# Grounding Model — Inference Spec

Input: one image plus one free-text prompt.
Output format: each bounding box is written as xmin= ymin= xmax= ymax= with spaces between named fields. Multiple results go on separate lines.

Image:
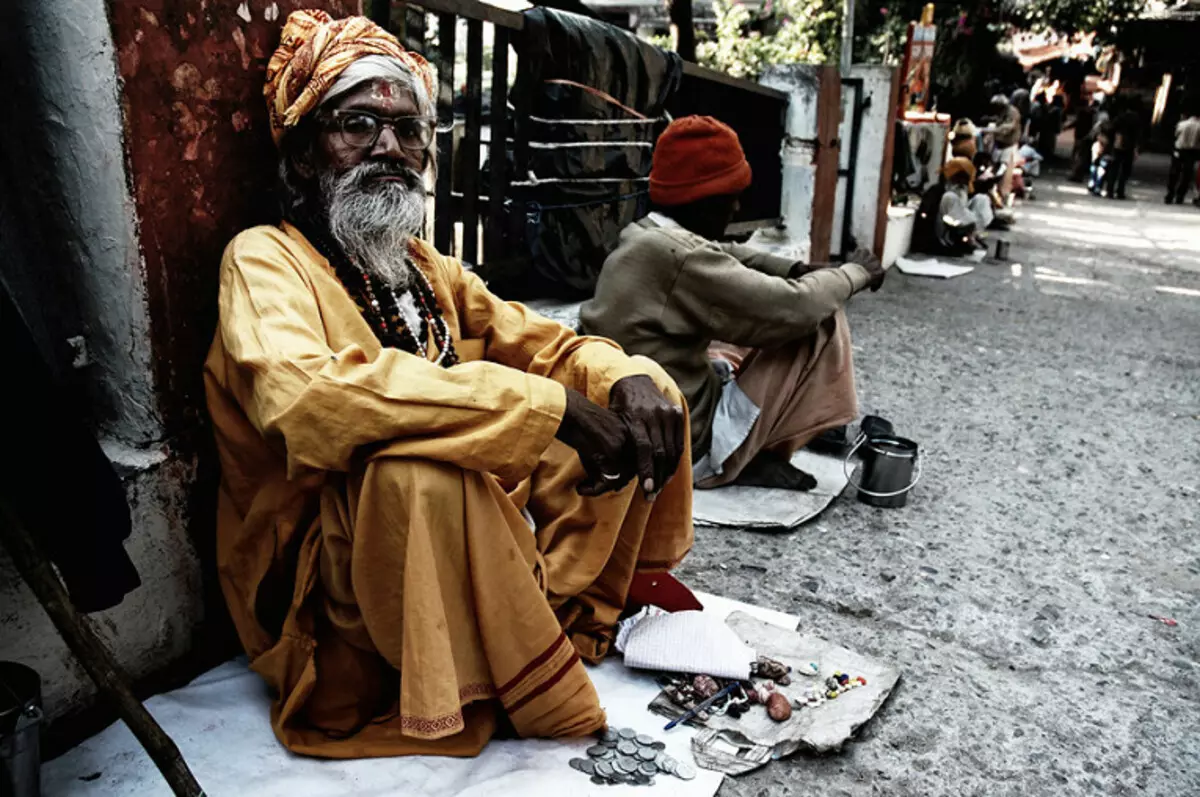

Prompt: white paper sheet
xmin=894 ymin=256 xmax=975 ymax=279
xmin=43 ymin=593 xmax=796 ymax=797
xmin=622 ymin=610 xmax=756 ymax=679
xmin=692 ymin=450 xmax=849 ymax=530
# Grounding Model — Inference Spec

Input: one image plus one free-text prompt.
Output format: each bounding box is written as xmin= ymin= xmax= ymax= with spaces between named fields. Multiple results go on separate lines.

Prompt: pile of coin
xmin=568 ymin=727 xmax=698 ymax=786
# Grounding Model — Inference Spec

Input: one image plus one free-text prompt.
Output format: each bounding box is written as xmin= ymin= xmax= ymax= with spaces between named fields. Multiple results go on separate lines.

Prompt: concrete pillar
xmin=0 ymin=0 xmax=202 ymax=723
xmin=760 ymin=64 xmax=823 ymax=262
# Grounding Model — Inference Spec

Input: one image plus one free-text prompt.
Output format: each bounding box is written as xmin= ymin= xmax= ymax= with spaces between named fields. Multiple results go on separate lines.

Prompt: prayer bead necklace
xmin=304 ymin=224 xmax=459 ymax=368
xmin=351 ymin=258 xmax=458 ymax=367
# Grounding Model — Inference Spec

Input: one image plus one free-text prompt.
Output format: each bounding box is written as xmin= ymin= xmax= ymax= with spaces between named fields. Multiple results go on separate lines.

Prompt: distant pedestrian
xmin=1089 ymin=129 xmax=1112 ymax=196
xmin=1068 ymin=98 xmax=1097 ymax=182
xmin=988 ymin=95 xmax=1022 ymax=202
xmin=1105 ymin=102 xmax=1140 ymax=200
xmin=1039 ymin=95 xmax=1064 ymax=160
xmin=1166 ymin=111 xmax=1200 ymax=205
xmin=1011 ymin=87 xmax=1032 ymax=138
xmin=1028 ymin=95 xmax=1045 ymax=146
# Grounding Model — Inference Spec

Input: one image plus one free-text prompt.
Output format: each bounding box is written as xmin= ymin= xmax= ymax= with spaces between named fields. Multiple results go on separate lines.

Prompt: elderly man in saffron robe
xmin=203 ymin=10 xmax=692 ymax=759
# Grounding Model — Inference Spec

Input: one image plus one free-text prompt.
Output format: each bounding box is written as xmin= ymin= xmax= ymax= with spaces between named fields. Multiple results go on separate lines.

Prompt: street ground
xmin=681 ymin=155 xmax=1200 ymax=796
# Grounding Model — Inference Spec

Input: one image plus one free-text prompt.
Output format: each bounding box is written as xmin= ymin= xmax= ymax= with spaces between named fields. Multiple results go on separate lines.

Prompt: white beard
xmin=321 ymin=161 xmax=426 ymax=290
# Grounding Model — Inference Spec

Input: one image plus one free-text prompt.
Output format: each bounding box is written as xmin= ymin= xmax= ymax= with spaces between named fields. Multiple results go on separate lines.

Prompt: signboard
xmin=901 ymin=22 xmax=937 ymax=113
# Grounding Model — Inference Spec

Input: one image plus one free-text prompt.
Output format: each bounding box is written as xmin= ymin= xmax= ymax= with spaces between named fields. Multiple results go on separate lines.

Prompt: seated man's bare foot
xmin=733 ymin=452 xmax=818 ymax=491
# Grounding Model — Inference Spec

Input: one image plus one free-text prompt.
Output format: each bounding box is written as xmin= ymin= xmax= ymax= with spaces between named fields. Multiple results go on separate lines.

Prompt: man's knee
xmin=363 ymin=455 xmax=469 ymax=497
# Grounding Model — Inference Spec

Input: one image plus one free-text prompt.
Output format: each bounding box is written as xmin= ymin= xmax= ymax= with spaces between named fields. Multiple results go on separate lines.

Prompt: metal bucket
xmin=844 ymin=435 xmax=922 ymax=508
xmin=0 ymin=662 xmax=43 ymax=797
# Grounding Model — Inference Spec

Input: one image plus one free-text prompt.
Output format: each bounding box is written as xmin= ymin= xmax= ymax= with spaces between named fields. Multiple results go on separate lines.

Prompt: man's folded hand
xmin=555 ymin=389 xmax=635 ymax=496
xmin=609 ymin=375 xmax=686 ymax=499
xmin=849 ymin=246 xmax=886 ymax=292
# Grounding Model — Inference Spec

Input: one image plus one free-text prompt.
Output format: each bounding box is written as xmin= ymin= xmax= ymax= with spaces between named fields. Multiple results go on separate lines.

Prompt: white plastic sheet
xmin=43 ymin=594 xmax=796 ymax=797
xmin=894 ymin=256 xmax=975 ymax=279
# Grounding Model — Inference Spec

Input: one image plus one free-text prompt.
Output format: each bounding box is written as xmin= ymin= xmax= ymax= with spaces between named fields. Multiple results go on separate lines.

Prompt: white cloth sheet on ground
xmin=692 ymin=449 xmax=849 ymax=530
xmin=894 ymin=256 xmax=976 ymax=279
xmin=43 ymin=594 xmax=797 ymax=797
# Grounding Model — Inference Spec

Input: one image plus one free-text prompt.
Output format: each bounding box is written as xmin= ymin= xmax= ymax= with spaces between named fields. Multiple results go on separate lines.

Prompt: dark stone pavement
xmin=683 ymin=155 xmax=1200 ymax=797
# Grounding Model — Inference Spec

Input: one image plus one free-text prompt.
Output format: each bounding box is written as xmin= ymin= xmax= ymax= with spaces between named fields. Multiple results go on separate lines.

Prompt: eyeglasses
xmin=321 ymin=110 xmax=437 ymax=151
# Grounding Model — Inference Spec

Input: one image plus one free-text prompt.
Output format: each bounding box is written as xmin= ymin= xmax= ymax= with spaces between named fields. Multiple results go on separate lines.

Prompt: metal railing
xmin=371 ymin=0 xmax=787 ymax=269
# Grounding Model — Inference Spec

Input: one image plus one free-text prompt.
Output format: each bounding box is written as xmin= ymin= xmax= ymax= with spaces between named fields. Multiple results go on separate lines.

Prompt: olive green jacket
xmin=580 ymin=214 xmax=871 ymax=456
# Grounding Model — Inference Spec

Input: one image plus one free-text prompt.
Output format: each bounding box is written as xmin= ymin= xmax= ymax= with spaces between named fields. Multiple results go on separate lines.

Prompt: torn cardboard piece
xmin=692 ymin=450 xmax=848 ymax=530
xmin=650 ymin=611 xmax=901 ymax=776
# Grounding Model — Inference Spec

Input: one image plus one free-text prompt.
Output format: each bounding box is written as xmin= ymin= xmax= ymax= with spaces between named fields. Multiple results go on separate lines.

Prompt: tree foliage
xmin=672 ymin=0 xmax=1145 ymax=88
xmin=1009 ymin=0 xmax=1147 ymax=35
xmin=691 ymin=0 xmax=841 ymax=79
xmin=852 ymin=1 xmax=1020 ymax=117
xmin=849 ymin=0 xmax=1143 ymax=118
xmin=855 ymin=0 xmax=1146 ymax=62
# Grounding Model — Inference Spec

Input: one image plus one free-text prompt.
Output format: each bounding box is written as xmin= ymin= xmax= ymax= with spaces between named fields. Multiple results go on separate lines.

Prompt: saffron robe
xmin=203 ymin=222 xmax=693 ymax=758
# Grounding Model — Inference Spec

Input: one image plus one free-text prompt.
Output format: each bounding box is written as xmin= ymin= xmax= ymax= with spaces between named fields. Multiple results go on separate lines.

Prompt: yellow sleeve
xmin=216 ymin=230 xmax=565 ymax=482
xmin=441 ymin=252 xmax=657 ymax=407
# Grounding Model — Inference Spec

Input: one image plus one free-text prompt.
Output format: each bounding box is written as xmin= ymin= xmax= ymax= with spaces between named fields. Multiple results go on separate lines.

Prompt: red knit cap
xmin=649 ymin=116 xmax=752 ymax=206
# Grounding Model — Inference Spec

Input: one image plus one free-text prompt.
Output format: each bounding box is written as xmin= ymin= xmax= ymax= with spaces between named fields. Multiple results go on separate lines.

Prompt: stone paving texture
xmin=682 ymin=158 xmax=1200 ymax=797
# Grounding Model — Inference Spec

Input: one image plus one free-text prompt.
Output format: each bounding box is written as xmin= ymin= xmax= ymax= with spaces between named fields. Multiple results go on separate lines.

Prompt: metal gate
xmin=834 ymin=76 xmax=867 ymax=259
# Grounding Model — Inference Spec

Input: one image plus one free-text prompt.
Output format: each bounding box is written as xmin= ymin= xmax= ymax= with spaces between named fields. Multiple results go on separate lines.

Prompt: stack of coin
xmin=568 ymin=727 xmax=698 ymax=786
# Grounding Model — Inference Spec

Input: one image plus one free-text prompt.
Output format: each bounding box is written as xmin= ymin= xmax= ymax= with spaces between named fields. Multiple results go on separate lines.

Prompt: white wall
xmin=759 ymin=64 xmax=822 ymax=261
xmin=831 ymin=65 xmax=895 ymax=257
xmin=760 ymin=64 xmax=895 ymax=262
xmin=0 ymin=0 xmax=203 ymax=722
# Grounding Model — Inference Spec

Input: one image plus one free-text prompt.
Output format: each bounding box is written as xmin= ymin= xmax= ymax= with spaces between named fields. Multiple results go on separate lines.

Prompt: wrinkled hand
xmin=850 ymin=247 xmax=886 ymax=293
xmin=609 ymin=375 xmax=686 ymax=499
xmin=555 ymin=389 xmax=636 ymax=496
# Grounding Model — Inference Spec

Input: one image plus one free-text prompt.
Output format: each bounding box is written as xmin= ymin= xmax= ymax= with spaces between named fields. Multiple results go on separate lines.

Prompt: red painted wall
xmin=105 ymin=0 xmax=360 ymax=656
xmin=108 ymin=0 xmax=359 ymax=437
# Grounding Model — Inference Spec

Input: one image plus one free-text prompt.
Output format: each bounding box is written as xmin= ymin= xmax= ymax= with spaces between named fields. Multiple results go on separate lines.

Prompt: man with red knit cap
xmin=582 ymin=116 xmax=885 ymax=490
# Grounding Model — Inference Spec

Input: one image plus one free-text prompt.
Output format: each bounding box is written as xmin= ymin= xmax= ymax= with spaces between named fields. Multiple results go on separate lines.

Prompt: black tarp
xmin=500 ymin=8 xmax=682 ymax=300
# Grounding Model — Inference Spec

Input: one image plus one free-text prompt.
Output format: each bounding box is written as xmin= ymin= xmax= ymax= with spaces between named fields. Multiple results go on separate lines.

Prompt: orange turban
xmin=264 ymin=10 xmax=436 ymax=145
xmin=649 ymin=116 xmax=752 ymax=206
xmin=942 ymin=157 xmax=977 ymax=191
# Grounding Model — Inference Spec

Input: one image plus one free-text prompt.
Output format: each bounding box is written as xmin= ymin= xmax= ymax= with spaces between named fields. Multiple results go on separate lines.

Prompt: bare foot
xmin=733 ymin=452 xmax=818 ymax=491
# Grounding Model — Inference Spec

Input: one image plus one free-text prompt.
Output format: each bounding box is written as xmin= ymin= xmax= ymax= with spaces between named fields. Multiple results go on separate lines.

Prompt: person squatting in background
xmin=912 ymin=158 xmax=993 ymax=257
xmin=1166 ymin=109 xmax=1200 ymax=206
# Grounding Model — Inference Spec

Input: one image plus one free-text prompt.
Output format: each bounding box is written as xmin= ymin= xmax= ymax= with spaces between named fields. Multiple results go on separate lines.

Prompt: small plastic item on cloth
xmin=664 ymin=683 xmax=739 ymax=731
xmin=1148 ymin=614 xmax=1178 ymax=627
xmin=627 ymin=572 xmax=704 ymax=613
